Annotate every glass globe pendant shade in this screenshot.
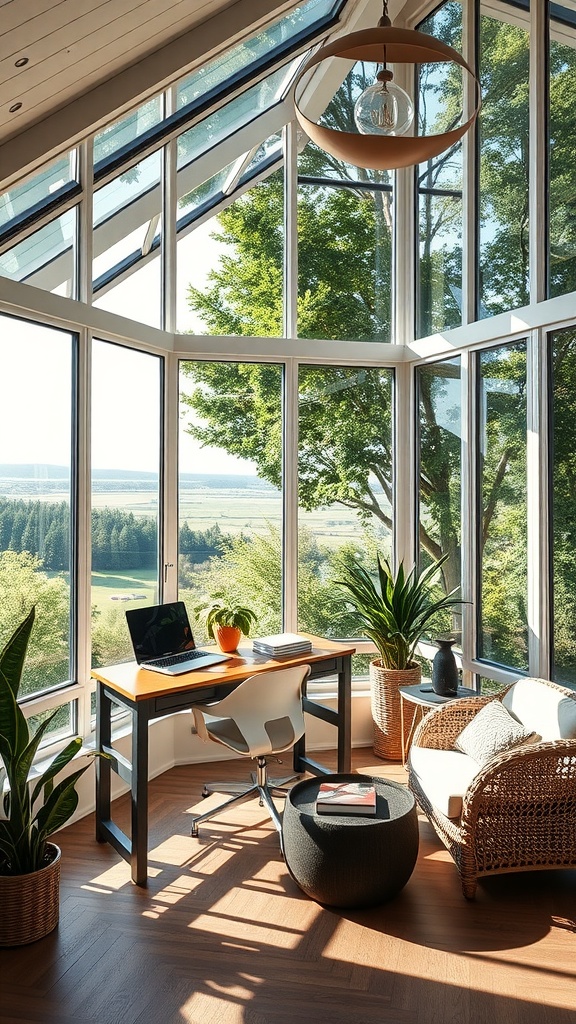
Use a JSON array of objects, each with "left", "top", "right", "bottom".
[
  {"left": 354, "top": 72, "right": 414, "bottom": 137},
  {"left": 293, "top": 26, "right": 481, "bottom": 171}
]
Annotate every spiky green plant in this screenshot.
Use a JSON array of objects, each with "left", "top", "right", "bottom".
[
  {"left": 335, "top": 554, "right": 463, "bottom": 670},
  {"left": 0, "top": 607, "right": 99, "bottom": 875}
]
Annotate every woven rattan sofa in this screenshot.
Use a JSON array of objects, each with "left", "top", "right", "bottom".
[{"left": 407, "top": 677, "right": 576, "bottom": 899}]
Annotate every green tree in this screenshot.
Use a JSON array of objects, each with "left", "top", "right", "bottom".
[{"left": 0, "top": 550, "right": 69, "bottom": 694}]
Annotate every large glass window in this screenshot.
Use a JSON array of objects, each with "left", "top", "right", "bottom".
[
  {"left": 93, "top": 154, "right": 162, "bottom": 327},
  {"left": 90, "top": 341, "right": 162, "bottom": 668},
  {"left": 479, "top": 2, "right": 530, "bottom": 317},
  {"left": 0, "top": 153, "right": 78, "bottom": 239},
  {"left": 416, "top": 2, "right": 464, "bottom": 339},
  {"left": 417, "top": 357, "right": 462, "bottom": 640},
  {"left": 94, "top": 97, "right": 164, "bottom": 172},
  {"left": 177, "top": 171, "right": 284, "bottom": 336},
  {"left": 551, "top": 326, "right": 576, "bottom": 683},
  {"left": 297, "top": 366, "right": 394, "bottom": 641},
  {"left": 298, "top": 147, "right": 393, "bottom": 342},
  {"left": 0, "top": 314, "right": 73, "bottom": 696},
  {"left": 0, "top": 210, "right": 77, "bottom": 297},
  {"left": 549, "top": 6, "right": 576, "bottom": 298},
  {"left": 178, "top": 361, "right": 282, "bottom": 641},
  {"left": 477, "top": 341, "right": 528, "bottom": 669}
]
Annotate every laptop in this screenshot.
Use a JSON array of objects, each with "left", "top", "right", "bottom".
[{"left": 125, "top": 601, "right": 231, "bottom": 675}]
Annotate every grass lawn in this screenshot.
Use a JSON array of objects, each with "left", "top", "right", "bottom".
[{"left": 91, "top": 569, "right": 158, "bottom": 614}]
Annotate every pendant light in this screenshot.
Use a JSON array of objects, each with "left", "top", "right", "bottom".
[{"left": 293, "top": 1, "right": 481, "bottom": 171}]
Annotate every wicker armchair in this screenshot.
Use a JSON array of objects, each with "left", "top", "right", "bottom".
[{"left": 407, "top": 678, "right": 576, "bottom": 899}]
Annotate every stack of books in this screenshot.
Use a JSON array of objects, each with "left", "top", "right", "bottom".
[
  {"left": 252, "top": 632, "right": 313, "bottom": 657},
  {"left": 316, "top": 780, "right": 377, "bottom": 816}
]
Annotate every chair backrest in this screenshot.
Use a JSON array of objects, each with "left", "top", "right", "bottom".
[
  {"left": 502, "top": 677, "right": 576, "bottom": 741},
  {"left": 203, "top": 664, "right": 310, "bottom": 757}
]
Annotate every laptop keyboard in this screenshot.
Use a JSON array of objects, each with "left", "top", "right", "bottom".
[{"left": 151, "top": 649, "right": 208, "bottom": 667}]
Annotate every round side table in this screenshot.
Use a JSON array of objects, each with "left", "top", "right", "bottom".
[
  {"left": 399, "top": 684, "right": 478, "bottom": 765},
  {"left": 282, "top": 774, "right": 419, "bottom": 908}
]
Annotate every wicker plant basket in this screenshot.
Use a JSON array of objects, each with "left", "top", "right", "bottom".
[
  {"left": 370, "top": 661, "right": 421, "bottom": 760},
  {"left": 0, "top": 843, "right": 61, "bottom": 947}
]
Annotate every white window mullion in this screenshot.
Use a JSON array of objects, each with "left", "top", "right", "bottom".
[
  {"left": 162, "top": 351, "right": 180, "bottom": 602},
  {"left": 283, "top": 121, "right": 298, "bottom": 340},
  {"left": 529, "top": 0, "right": 548, "bottom": 305},
  {"left": 460, "top": 347, "right": 477, "bottom": 688},
  {"left": 163, "top": 88, "right": 178, "bottom": 333},
  {"left": 283, "top": 358, "right": 299, "bottom": 632},
  {"left": 75, "top": 326, "right": 93, "bottom": 738},
  {"left": 75, "top": 138, "right": 94, "bottom": 734},
  {"left": 527, "top": 327, "right": 550, "bottom": 677},
  {"left": 77, "top": 139, "right": 93, "bottom": 306},
  {"left": 463, "top": 0, "right": 478, "bottom": 326},
  {"left": 395, "top": 359, "right": 416, "bottom": 572}
]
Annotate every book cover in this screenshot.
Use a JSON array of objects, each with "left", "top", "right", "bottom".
[{"left": 316, "top": 781, "right": 377, "bottom": 816}]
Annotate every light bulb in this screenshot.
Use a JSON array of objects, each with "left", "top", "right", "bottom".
[{"left": 354, "top": 70, "right": 414, "bottom": 137}]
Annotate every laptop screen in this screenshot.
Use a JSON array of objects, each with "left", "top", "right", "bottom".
[{"left": 126, "top": 602, "right": 196, "bottom": 663}]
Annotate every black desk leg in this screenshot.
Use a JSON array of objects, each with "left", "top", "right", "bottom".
[
  {"left": 95, "top": 682, "right": 111, "bottom": 842},
  {"left": 131, "top": 703, "right": 150, "bottom": 886},
  {"left": 337, "top": 656, "right": 352, "bottom": 773}
]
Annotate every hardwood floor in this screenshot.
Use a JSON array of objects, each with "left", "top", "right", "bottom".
[{"left": 2, "top": 749, "right": 576, "bottom": 1024}]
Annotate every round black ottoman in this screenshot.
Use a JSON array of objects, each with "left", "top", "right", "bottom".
[{"left": 282, "top": 774, "right": 419, "bottom": 908}]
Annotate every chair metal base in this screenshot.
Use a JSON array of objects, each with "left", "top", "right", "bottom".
[{"left": 190, "top": 756, "right": 299, "bottom": 854}]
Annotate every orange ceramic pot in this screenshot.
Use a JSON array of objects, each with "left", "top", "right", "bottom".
[{"left": 214, "top": 625, "right": 241, "bottom": 652}]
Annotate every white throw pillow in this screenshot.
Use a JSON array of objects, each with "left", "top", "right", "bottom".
[{"left": 454, "top": 699, "right": 540, "bottom": 768}]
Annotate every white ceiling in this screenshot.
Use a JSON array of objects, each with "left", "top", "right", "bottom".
[{"left": 0, "top": 0, "right": 419, "bottom": 190}]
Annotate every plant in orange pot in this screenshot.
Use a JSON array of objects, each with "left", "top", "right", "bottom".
[{"left": 203, "top": 601, "right": 257, "bottom": 653}]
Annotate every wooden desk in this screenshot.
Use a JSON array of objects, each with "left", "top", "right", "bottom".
[{"left": 93, "top": 633, "right": 355, "bottom": 885}]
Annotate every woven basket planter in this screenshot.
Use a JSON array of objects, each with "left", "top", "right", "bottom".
[
  {"left": 0, "top": 843, "right": 61, "bottom": 947},
  {"left": 370, "top": 661, "right": 421, "bottom": 760}
]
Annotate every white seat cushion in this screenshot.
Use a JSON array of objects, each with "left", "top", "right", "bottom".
[
  {"left": 502, "top": 678, "right": 576, "bottom": 741},
  {"left": 409, "top": 746, "right": 479, "bottom": 819}
]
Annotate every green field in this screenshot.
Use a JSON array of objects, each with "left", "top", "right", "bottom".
[
  {"left": 11, "top": 484, "right": 391, "bottom": 607},
  {"left": 91, "top": 569, "right": 158, "bottom": 615},
  {"left": 89, "top": 487, "right": 386, "bottom": 549}
]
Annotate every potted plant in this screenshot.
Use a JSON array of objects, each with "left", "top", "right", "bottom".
[
  {"left": 201, "top": 600, "right": 257, "bottom": 653},
  {"left": 0, "top": 607, "right": 98, "bottom": 946},
  {"left": 335, "top": 554, "right": 463, "bottom": 760}
]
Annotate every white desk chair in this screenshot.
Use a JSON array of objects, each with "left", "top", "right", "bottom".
[{"left": 189, "top": 664, "right": 311, "bottom": 846}]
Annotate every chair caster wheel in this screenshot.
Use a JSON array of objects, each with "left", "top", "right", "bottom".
[
  {"left": 191, "top": 824, "right": 199, "bottom": 837},
  {"left": 202, "top": 787, "right": 210, "bottom": 798}
]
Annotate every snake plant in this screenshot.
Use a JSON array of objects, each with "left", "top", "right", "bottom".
[{"left": 0, "top": 608, "right": 97, "bottom": 875}]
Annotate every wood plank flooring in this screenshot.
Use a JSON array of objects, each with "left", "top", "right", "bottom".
[{"left": 1, "top": 749, "right": 576, "bottom": 1024}]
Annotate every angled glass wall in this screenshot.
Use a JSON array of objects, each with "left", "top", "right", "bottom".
[
  {"left": 550, "top": 326, "right": 576, "bottom": 684},
  {"left": 3, "top": 0, "right": 576, "bottom": 743},
  {"left": 90, "top": 340, "right": 162, "bottom": 669},
  {"left": 477, "top": 341, "right": 528, "bottom": 671},
  {"left": 549, "top": 4, "right": 576, "bottom": 299},
  {"left": 0, "top": 316, "right": 74, "bottom": 702},
  {"left": 178, "top": 169, "right": 284, "bottom": 337},
  {"left": 178, "top": 361, "right": 283, "bottom": 640},
  {"left": 416, "top": 2, "right": 464, "bottom": 339},
  {"left": 297, "top": 365, "right": 394, "bottom": 636},
  {"left": 478, "top": 2, "right": 530, "bottom": 318}
]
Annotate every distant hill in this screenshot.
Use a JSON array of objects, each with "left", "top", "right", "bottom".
[{"left": 0, "top": 464, "right": 276, "bottom": 493}]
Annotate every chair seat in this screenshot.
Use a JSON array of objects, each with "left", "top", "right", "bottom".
[
  {"left": 408, "top": 745, "right": 479, "bottom": 818},
  {"left": 189, "top": 664, "right": 311, "bottom": 845}
]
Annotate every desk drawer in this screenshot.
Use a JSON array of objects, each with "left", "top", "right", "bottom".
[
  {"left": 308, "top": 658, "right": 339, "bottom": 679},
  {"left": 154, "top": 686, "right": 218, "bottom": 715}
]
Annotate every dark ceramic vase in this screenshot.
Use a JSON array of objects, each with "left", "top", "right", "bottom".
[{"left": 431, "top": 639, "right": 459, "bottom": 696}]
